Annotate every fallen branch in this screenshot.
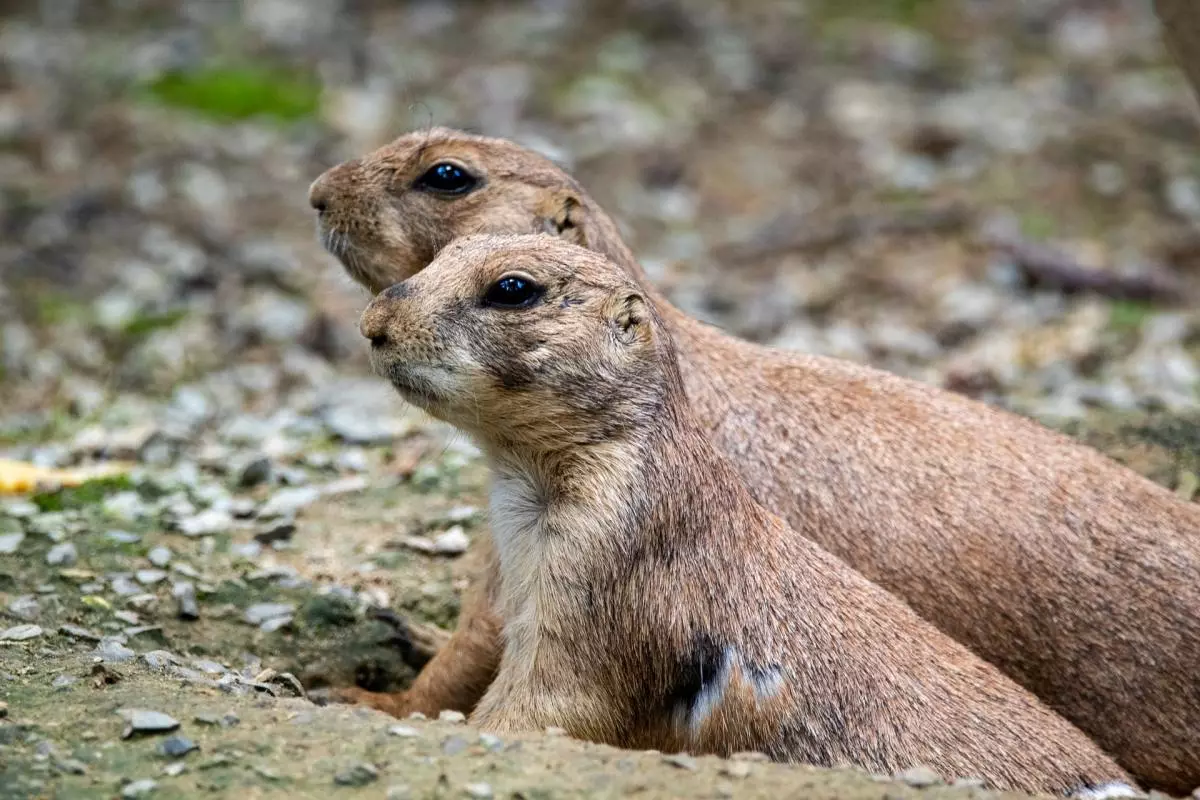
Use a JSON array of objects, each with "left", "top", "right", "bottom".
[
  {"left": 715, "top": 203, "right": 972, "bottom": 265},
  {"left": 983, "top": 232, "right": 1185, "bottom": 303}
]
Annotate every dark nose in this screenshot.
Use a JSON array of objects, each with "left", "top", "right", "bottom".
[
  {"left": 308, "top": 174, "right": 331, "bottom": 212},
  {"left": 359, "top": 283, "right": 413, "bottom": 347}
]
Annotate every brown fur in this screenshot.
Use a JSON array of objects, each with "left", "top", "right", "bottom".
[
  {"left": 310, "top": 128, "right": 1200, "bottom": 794},
  {"left": 357, "top": 233, "right": 1134, "bottom": 795}
]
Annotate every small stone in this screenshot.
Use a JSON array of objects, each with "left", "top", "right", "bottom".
[
  {"left": 114, "top": 610, "right": 140, "bottom": 625},
  {"left": 122, "top": 778, "right": 157, "bottom": 798},
  {"left": 59, "top": 623, "right": 102, "bottom": 642},
  {"left": 0, "top": 531, "right": 25, "bottom": 554},
  {"left": 192, "top": 659, "right": 226, "bottom": 675},
  {"left": 388, "top": 724, "right": 420, "bottom": 738},
  {"left": 478, "top": 733, "right": 503, "bottom": 752},
  {"left": 193, "top": 713, "right": 221, "bottom": 726},
  {"left": 105, "top": 530, "right": 141, "bottom": 544},
  {"left": 162, "top": 762, "right": 186, "bottom": 777},
  {"left": 720, "top": 761, "right": 751, "bottom": 779},
  {"left": 97, "top": 638, "right": 136, "bottom": 663},
  {"left": 386, "top": 786, "right": 412, "bottom": 800},
  {"left": 1, "top": 624, "right": 43, "bottom": 641},
  {"left": 178, "top": 508, "right": 232, "bottom": 537},
  {"left": 118, "top": 709, "right": 180, "bottom": 738},
  {"left": 172, "top": 582, "right": 199, "bottom": 620},
  {"left": 147, "top": 546, "right": 172, "bottom": 568},
  {"left": 442, "top": 735, "right": 469, "bottom": 756},
  {"left": 126, "top": 594, "right": 158, "bottom": 611},
  {"left": 663, "top": 753, "right": 697, "bottom": 770},
  {"left": 259, "top": 615, "right": 293, "bottom": 633},
  {"left": 136, "top": 569, "right": 167, "bottom": 585},
  {"left": 51, "top": 674, "right": 77, "bottom": 690},
  {"left": 238, "top": 456, "right": 273, "bottom": 488},
  {"left": 142, "top": 651, "right": 183, "bottom": 670},
  {"left": 465, "top": 783, "right": 493, "bottom": 799},
  {"left": 45, "top": 542, "right": 77, "bottom": 566},
  {"left": 7, "top": 595, "right": 38, "bottom": 620},
  {"left": 158, "top": 735, "right": 198, "bottom": 758},
  {"left": 55, "top": 756, "right": 87, "bottom": 774},
  {"left": 254, "top": 520, "right": 295, "bottom": 544},
  {"left": 253, "top": 765, "right": 280, "bottom": 781},
  {"left": 244, "top": 602, "right": 296, "bottom": 627},
  {"left": 898, "top": 766, "right": 942, "bottom": 788},
  {"left": 333, "top": 762, "right": 379, "bottom": 787},
  {"left": 257, "top": 486, "right": 320, "bottom": 519},
  {"left": 111, "top": 575, "right": 141, "bottom": 596},
  {"left": 438, "top": 710, "right": 466, "bottom": 724},
  {"left": 432, "top": 526, "right": 469, "bottom": 555}
]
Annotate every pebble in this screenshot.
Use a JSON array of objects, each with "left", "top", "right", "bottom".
[
  {"left": 388, "top": 724, "right": 420, "bottom": 738},
  {"left": 178, "top": 508, "right": 233, "bottom": 537},
  {"left": 158, "top": 735, "right": 198, "bottom": 758},
  {"left": 111, "top": 576, "right": 142, "bottom": 596},
  {"left": 162, "top": 762, "right": 186, "bottom": 777},
  {"left": 55, "top": 756, "right": 88, "bottom": 774},
  {"left": 478, "top": 733, "right": 503, "bottom": 752},
  {"left": 438, "top": 710, "right": 466, "bottom": 724},
  {"left": 238, "top": 456, "right": 273, "bottom": 487},
  {"left": 1, "top": 624, "right": 44, "bottom": 641},
  {"left": 60, "top": 624, "right": 102, "bottom": 642},
  {"left": 897, "top": 765, "right": 943, "bottom": 788},
  {"left": 333, "top": 762, "right": 379, "bottom": 786},
  {"left": 257, "top": 486, "right": 320, "bottom": 518},
  {"left": 136, "top": 569, "right": 167, "bottom": 585},
  {"left": 663, "top": 753, "right": 698, "bottom": 770},
  {"left": 172, "top": 582, "right": 199, "bottom": 620},
  {"left": 96, "top": 639, "right": 136, "bottom": 663},
  {"left": 45, "top": 542, "right": 78, "bottom": 567},
  {"left": 147, "top": 546, "right": 172, "bottom": 567},
  {"left": 442, "top": 735, "right": 469, "bottom": 756},
  {"left": 105, "top": 530, "right": 141, "bottom": 544},
  {"left": 8, "top": 595, "right": 39, "bottom": 620},
  {"left": 51, "top": 674, "right": 77, "bottom": 690},
  {"left": 118, "top": 709, "right": 180, "bottom": 738},
  {"left": 720, "top": 761, "right": 751, "bottom": 779},
  {"left": 244, "top": 602, "right": 296, "bottom": 627},
  {"left": 465, "top": 783, "right": 494, "bottom": 799},
  {"left": 122, "top": 779, "right": 157, "bottom": 798},
  {"left": 401, "top": 526, "right": 470, "bottom": 556},
  {"left": 0, "top": 531, "right": 25, "bottom": 554},
  {"left": 142, "top": 650, "right": 183, "bottom": 670},
  {"left": 254, "top": 520, "right": 296, "bottom": 544},
  {"left": 386, "top": 786, "right": 412, "bottom": 800}
]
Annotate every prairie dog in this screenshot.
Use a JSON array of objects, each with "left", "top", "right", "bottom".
[
  {"left": 312, "top": 129, "right": 1200, "bottom": 793},
  {"left": 358, "top": 232, "right": 1137, "bottom": 797}
]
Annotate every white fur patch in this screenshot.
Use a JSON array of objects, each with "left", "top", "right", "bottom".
[
  {"left": 685, "top": 647, "right": 784, "bottom": 736},
  {"left": 1070, "top": 782, "right": 1143, "bottom": 800}
]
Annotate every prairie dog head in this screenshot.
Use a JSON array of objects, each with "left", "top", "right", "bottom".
[
  {"left": 310, "top": 128, "right": 638, "bottom": 294},
  {"left": 360, "top": 233, "right": 668, "bottom": 451}
]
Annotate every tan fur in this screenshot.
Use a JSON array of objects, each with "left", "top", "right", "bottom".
[
  {"left": 358, "top": 233, "right": 1135, "bottom": 795},
  {"left": 310, "top": 128, "right": 1200, "bottom": 793}
]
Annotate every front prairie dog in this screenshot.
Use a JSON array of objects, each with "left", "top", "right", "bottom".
[
  {"left": 310, "top": 129, "right": 1200, "bottom": 794},
  {"left": 358, "top": 232, "right": 1137, "bottom": 797}
]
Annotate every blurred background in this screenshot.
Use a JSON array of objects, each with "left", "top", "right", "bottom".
[
  {"left": 2, "top": 0, "right": 1200, "bottom": 447},
  {"left": 1, "top": 2, "right": 1199, "bottom": 790}
]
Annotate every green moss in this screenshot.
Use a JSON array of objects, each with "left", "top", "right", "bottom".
[
  {"left": 142, "top": 65, "right": 321, "bottom": 123},
  {"left": 31, "top": 475, "right": 135, "bottom": 513},
  {"left": 299, "top": 594, "right": 358, "bottom": 631},
  {"left": 121, "top": 309, "right": 188, "bottom": 340},
  {"left": 1109, "top": 300, "right": 1155, "bottom": 333}
]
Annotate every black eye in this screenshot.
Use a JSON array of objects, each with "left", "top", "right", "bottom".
[
  {"left": 483, "top": 275, "right": 543, "bottom": 308},
  {"left": 415, "top": 162, "right": 477, "bottom": 195}
]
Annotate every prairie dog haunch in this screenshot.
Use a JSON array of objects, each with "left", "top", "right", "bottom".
[{"left": 359, "top": 232, "right": 1136, "bottom": 797}]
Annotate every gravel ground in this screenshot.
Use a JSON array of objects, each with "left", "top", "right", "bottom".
[{"left": 1, "top": 0, "right": 1198, "bottom": 797}]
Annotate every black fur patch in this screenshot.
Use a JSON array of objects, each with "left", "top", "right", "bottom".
[{"left": 662, "top": 632, "right": 727, "bottom": 716}]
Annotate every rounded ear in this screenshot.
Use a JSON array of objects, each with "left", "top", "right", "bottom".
[
  {"left": 607, "top": 292, "right": 650, "bottom": 346},
  {"left": 539, "top": 192, "right": 588, "bottom": 248}
]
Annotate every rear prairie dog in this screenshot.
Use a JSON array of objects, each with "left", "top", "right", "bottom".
[
  {"left": 311, "top": 129, "right": 1200, "bottom": 795},
  {"left": 358, "top": 232, "right": 1138, "bottom": 798}
]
